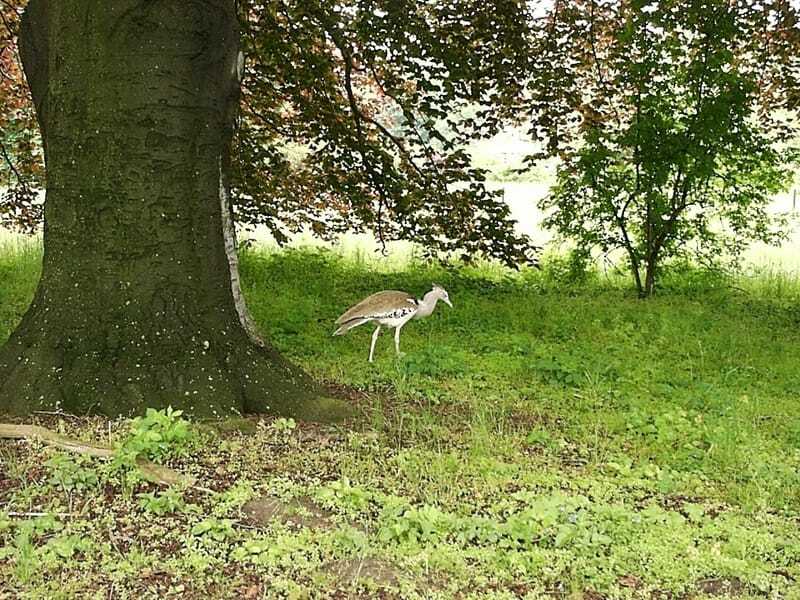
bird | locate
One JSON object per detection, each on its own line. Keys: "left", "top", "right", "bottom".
{"left": 333, "top": 284, "right": 453, "bottom": 362}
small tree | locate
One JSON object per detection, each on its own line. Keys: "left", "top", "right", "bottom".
{"left": 526, "top": 0, "right": 800, "bottom": 297}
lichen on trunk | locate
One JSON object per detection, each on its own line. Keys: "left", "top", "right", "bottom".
{"left": 0, "top": 0, "right": 347, "bottom": 421}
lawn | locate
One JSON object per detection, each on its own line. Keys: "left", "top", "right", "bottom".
{"left": 1, "top": 240, "right": 799, "bottom": 599}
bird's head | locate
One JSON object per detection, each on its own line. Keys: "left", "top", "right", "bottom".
{"left": 432, "top": 284, "right": 452, "bottom": 308}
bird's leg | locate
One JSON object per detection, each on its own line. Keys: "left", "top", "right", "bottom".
{"left": 369, "top": 326, "right": 381, "bottom": 362}
{"left": 394, "top": 325, "right": 402, "bottom": 357}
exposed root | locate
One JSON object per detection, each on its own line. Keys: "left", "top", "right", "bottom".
{"left": 0, "top": 423, "right": 193, "bottom": 487}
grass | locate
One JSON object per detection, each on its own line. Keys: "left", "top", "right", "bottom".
{"left": 1, "top": 241, "right": 800, "bottom": 599}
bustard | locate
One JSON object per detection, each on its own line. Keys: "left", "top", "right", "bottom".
{"left": 333, "top": 284, "right": 452, "bottom": 362}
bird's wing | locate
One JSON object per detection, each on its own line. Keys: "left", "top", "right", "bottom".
{"left": 335, "top": 291, "right": 416, "bottom": 324}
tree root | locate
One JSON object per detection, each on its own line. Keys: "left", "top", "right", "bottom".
{"left": 0, "top": 423, "right": 193, "bottom": 487}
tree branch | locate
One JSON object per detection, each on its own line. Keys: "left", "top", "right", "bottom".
{"left": 0, "top": 138, "right": 28, "bottom": 188}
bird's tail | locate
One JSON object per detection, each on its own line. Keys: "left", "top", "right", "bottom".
{"left": 332, "top": 318, "right": 368, "bottom": 336}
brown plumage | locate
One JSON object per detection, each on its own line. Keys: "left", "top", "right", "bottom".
{"left": 333, "top": 285, "right": 452, "bottom": 362}
{"left": 334, "top": 290, "right": 416, "bottom": 332}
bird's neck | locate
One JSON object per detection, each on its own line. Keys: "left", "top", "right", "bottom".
{"left": 414, "top": 292, "right": 438, "bottom": 318}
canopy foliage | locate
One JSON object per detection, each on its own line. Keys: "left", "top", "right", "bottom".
{"left": 1, "top": 0, "right": 537, "bottom": 266}
{"left": 2, "top": 0, "right": 799, "bottom": 281}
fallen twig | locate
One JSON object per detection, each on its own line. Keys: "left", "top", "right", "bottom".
{"left": 6, "top": 511, "right": 79, "bottom": 518}
{"left": 32, "top": 410, "right": 84, "bottom": 420}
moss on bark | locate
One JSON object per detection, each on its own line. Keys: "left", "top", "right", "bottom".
{"left": 0, "top": 0, "right": 350, "bottom": 421}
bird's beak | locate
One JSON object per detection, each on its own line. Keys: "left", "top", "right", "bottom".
{"left": 444, "top": 298, "right": 453, "bottom": 308}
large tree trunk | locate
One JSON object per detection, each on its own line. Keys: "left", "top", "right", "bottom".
{"left": 0, "top": 0, "right": 347, "bottom": 420}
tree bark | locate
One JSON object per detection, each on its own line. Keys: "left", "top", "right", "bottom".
{"left": 627, "top": 252, "right": 645, "bottom": 298}
{"left": 643, "top": 261, "right": 656, "bottom": 298}
{"left": 0, "top": 0, "right": 348, "bottom": 420}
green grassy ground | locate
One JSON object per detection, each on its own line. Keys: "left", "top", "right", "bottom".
{"left": 1, "top": 241, "right": 800, "bottom": 599}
